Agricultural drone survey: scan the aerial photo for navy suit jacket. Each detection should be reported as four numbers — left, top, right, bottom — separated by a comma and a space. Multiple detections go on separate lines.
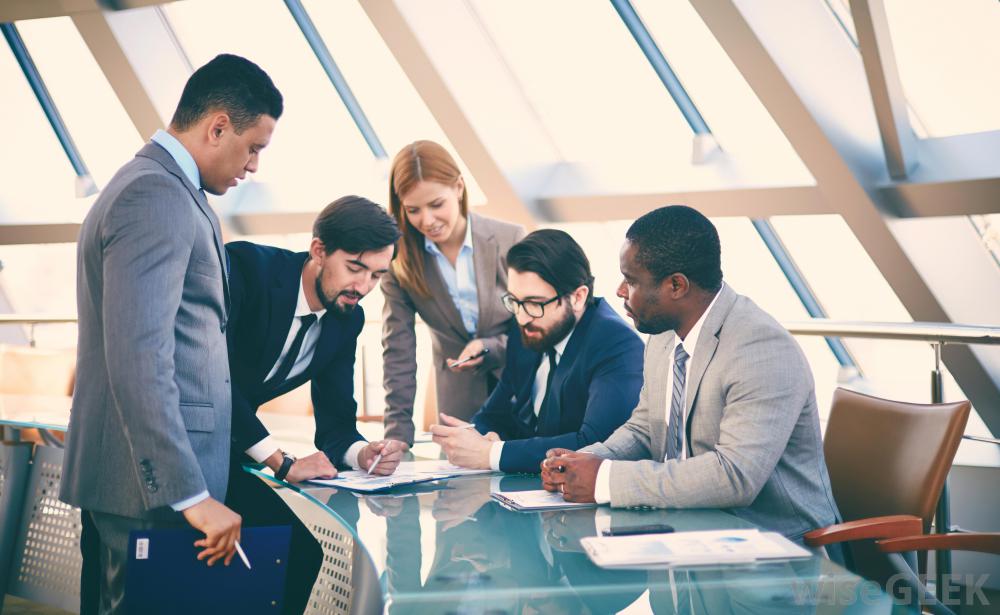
226, 241, 364, 467
471, 298, 644, 473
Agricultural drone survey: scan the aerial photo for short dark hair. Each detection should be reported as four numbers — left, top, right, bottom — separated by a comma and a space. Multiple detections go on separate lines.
170, 54, 283, 133
507, 229, 595, 302
626, 205, 723, 292
313, 196, 401, 256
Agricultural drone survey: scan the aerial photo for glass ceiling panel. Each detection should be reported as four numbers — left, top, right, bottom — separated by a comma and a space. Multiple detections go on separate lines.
834, 0, 1000, 137
163, 0, 381, 214
465, 0, 695, 177
632, 0, 810, 184
302, 0, 486, 206
0, 41, 78, 222
16, 17, 144, 193
771, 214, 992, 437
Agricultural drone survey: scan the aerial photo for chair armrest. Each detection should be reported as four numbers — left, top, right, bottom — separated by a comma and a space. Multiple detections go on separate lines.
804, 515, 922, 547
878, 533, 1000, 555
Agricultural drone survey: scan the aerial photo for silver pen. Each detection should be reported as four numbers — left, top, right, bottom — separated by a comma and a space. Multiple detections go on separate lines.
234, 540, 251, 570
367, 452, 384, 475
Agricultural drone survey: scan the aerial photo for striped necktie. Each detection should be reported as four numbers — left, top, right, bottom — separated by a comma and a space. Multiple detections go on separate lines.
665, 344, 689, 460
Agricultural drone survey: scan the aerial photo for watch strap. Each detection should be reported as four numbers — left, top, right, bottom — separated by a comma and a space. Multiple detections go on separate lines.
275, 454, 295, 481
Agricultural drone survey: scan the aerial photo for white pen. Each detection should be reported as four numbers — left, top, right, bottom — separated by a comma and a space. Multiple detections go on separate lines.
234, 540, 251, 570
367, 452, 384, 475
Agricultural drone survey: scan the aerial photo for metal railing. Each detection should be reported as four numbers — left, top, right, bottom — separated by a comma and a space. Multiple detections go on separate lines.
784, 318, 1000, 600
0, 314, 78, 347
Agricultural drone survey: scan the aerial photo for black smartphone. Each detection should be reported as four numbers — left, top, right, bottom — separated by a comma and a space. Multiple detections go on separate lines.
602, 523, 675, 537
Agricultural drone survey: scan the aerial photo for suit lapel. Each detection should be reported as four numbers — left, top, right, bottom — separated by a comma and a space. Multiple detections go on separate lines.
258, 253, 307, 380
307, 312, 342, 378
682, 285, 738, 438
138, 143, 230, 312
471, 214, 499, 336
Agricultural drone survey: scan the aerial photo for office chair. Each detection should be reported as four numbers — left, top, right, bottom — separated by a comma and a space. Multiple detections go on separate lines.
803, 388, 971, 599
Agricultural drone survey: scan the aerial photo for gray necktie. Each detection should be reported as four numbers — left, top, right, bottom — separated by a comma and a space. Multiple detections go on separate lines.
665, 344, 689, 460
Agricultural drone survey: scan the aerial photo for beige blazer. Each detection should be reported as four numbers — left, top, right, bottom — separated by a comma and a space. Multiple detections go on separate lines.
381, 213, 526, 444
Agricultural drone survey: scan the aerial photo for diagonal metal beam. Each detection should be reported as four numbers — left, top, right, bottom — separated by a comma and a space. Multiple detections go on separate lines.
688, 0, 1000, 435
849, 0, 918, 179
359, 0, 539, 229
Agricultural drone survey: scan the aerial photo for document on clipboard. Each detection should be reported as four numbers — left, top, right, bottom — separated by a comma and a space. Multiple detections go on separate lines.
580, 529, 812, 569
491, 489, 598, 512
305, 460, 495, 492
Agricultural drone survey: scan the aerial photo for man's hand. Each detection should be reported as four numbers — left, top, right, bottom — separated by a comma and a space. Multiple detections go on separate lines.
286, 451, 337, 483
431, 413, 493, 469
357, 440, 407, 475
182, 497, 242, 566
446, 339, 486, 373
364, 495, 405, 518
540, 449, 602, 503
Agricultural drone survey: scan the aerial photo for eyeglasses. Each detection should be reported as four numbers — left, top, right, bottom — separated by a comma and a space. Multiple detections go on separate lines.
502, 293, 561, 318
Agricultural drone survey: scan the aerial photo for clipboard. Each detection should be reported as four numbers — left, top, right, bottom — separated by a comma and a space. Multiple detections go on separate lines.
124, 525, 291, 614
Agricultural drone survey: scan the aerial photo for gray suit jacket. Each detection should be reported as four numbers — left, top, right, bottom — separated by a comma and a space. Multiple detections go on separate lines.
381, 213, 525, 444
580, 285, 840, 539
60, 142, 233, 520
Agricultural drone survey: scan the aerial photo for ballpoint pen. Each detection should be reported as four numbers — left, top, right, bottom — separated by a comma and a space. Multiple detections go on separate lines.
367, 452, 383, 475
234, 540, 252, 570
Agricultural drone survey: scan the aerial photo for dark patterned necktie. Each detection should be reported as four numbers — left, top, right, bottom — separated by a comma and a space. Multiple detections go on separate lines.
265, 313, 318, 388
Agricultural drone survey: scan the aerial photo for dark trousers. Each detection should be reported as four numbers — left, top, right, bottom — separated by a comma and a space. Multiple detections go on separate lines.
79, 464, 323, 615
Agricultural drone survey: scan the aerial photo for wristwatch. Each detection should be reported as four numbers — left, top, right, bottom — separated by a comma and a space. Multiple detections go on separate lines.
274, 452, 297, 481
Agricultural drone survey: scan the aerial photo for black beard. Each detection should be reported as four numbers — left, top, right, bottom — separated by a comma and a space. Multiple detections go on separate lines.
316, 277, 361, 318
633, 313, 678, 335
520, 306, 576, 352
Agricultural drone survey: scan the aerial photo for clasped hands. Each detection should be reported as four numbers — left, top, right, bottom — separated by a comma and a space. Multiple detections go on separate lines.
540, 448, 603, 503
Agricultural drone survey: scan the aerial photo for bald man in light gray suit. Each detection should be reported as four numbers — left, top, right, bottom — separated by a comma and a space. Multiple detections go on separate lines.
61, 54, 283, 614
542, 206, 840, 542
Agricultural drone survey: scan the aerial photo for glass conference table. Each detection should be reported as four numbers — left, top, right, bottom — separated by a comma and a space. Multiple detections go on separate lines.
247, 464, 911, 614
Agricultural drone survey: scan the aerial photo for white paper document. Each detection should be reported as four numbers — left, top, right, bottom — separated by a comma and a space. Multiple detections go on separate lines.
491, 489, 598, 512
305, 460, 494, 492
580, 529, 812, 569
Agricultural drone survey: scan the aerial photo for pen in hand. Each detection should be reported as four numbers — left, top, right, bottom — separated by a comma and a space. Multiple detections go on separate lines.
234, 540, 251, 570
367, 452, 383, 475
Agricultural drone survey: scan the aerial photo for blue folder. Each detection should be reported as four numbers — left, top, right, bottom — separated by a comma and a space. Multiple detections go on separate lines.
124, 525, 292, 614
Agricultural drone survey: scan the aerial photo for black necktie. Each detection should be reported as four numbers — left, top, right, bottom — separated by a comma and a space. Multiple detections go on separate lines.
266, 313, 318, 388
534, 349, 559, 430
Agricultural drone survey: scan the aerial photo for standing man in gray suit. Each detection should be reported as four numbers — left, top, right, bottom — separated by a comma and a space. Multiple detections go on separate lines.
542, 206, 840, 540
61, 54, 283, 613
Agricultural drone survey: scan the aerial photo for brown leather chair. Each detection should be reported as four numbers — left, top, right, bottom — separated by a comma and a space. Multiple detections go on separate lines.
804, 387, 970, 585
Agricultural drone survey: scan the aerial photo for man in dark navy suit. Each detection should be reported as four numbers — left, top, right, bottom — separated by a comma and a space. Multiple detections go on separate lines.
224, 195, 405, 613
432, 229, 644, 473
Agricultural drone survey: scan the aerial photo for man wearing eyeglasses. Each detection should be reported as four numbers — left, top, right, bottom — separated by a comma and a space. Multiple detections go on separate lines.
432, 230, 644, 473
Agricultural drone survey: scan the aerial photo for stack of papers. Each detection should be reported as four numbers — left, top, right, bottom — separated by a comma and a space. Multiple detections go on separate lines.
491, 489, 598, 512
580, 529, 812, 569
305, 460, 494, 492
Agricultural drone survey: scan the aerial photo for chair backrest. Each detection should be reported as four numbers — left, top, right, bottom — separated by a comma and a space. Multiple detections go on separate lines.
824, 387, 970, 583
824, 387, 970, 527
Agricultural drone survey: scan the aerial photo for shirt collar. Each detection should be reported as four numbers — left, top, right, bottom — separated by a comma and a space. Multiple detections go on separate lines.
150, 129, 201, 190
296, 272, 327, 320
673, 282, 726, 357
424, 216, 474, 255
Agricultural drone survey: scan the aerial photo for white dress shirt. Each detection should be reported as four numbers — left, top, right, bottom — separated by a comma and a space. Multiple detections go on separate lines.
488, 326, 576, 470
593, 285, 724, 504
244, 277, 368, 470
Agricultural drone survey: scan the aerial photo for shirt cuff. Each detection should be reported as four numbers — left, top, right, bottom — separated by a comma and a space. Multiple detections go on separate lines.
489, 441, 504, 471
345, 440, 368, 470
171, 490, 210, 512
245, 435, 279, 464
593, 460, 612, 505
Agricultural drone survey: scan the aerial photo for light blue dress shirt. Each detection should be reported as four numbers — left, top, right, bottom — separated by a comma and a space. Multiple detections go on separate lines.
150, 130, 211, 512
151, 130, 202, 189
425, 218, 479, 336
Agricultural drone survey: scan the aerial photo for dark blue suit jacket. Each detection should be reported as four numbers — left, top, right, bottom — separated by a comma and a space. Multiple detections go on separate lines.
226, 241, 364, 467
471, 298, 644, 473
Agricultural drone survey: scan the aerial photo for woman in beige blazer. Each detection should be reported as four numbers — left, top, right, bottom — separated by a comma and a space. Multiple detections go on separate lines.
381, 140, 525, 445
